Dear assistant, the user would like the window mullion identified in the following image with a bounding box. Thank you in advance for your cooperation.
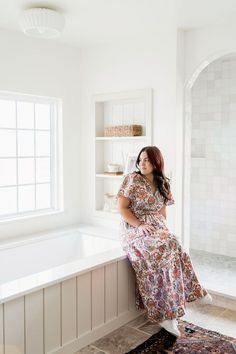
[0,94,60,221]
[15,101,19,212]
[34,103,37,210]
[50,104,54,209]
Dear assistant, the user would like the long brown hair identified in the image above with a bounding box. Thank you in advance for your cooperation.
[135,146,171,204]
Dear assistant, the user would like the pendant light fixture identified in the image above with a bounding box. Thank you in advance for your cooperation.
[19,8,65,39]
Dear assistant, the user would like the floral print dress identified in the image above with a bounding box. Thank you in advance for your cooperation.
[117,172,207,322]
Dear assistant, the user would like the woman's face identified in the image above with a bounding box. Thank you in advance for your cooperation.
[138,151,154,175]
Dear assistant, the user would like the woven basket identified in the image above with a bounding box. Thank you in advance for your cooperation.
[104,124,142,137]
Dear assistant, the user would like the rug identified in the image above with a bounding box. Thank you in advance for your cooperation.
[126,320,236,354]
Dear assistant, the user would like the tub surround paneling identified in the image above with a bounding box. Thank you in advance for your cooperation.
[25,291,44,354]
[4,297,25,354]
[0,259,140,354]
[0,229,124,304]
[62,278,77,346]
[44,284,61,352]
[105,263,118,322]
[118,259,129,314]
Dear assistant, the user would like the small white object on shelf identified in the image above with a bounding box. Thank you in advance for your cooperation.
[93,89,152,218]
[124,153,138,174]
[103,193,118,213]
[107,163,120,173]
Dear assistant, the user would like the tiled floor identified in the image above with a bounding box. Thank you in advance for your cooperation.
[74,302,236,354]
[75,250,236,354]
[190,249,236,297]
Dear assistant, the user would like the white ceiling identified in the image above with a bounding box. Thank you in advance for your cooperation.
[0,0,236,46]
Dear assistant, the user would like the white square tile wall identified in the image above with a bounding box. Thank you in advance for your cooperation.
[191,55,236,257]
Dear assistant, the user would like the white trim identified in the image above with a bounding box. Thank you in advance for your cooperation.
[0,209,64,225]
[0,127,50,131]
[0,90,61,104]
[0,182,52,188]
[92,88,152,103]
[92,88,153,221]
[95,136,147,141]
[0,91,63,222]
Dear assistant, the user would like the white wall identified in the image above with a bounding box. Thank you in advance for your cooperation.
[79,30,180,235]
[184,24,236,83]
[0,23,182,241]
[0,29,82,241]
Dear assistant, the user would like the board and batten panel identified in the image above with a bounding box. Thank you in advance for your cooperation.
[44,283,61,353]
[92,267,105,329]
[128,262,136,310]
[0,304,3,354]
[77,272,92,336]
[118,259,129,315]
[4,297,24,354]
[61,278,77,345]
[105,262,118,322]
[25,290,44,354]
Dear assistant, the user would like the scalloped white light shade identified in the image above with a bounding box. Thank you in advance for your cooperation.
[19,8,65,38]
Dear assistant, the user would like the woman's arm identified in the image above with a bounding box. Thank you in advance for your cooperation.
[117,196,142,227]
[158,205,166,219]
[118,196,156,234]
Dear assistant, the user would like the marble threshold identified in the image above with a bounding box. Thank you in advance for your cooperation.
[190,248,236,310]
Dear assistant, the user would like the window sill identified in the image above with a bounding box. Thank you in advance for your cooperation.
[0,209,64,224]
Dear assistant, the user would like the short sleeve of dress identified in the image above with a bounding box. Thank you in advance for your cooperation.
[166,191,175,206]
[117,173,135,200]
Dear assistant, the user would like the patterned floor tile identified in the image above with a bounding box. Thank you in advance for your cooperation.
[126,313,148,329]
[74,345,106,354]
[74,303,236,354]
[92,325,150,354]
[138,321,162,335]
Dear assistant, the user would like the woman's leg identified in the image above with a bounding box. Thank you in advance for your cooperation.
[127,235,187,322]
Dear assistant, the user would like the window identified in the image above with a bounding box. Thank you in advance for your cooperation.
[0,92,63,221]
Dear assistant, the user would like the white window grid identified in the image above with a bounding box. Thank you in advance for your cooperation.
[0,92,62,221]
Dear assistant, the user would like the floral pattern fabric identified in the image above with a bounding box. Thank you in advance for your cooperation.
[117,172,207,322]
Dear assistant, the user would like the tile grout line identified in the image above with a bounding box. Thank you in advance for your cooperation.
[125,324,156,336]
[125,322,148,330]
[85,325,153,354]
[90,344,111,354]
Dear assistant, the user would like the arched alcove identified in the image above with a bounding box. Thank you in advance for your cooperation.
[183,52,236,296]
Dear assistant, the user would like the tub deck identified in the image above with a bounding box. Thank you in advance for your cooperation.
[0,226,125,304]
[0,226,140,354]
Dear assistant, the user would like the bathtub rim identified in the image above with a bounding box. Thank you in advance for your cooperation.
[0,250,126,304]
[0,223,119,251]
[0,224,125,304]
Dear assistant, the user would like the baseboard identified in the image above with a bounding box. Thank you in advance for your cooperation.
[50,309,142,354]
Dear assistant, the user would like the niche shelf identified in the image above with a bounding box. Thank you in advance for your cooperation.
[92,89,153,218]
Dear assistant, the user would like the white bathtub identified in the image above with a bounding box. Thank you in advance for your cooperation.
[0,227,125,302]
[0,226,139,354]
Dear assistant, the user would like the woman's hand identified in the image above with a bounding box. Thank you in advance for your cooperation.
[137,224,156,236]
[158,205,166,219]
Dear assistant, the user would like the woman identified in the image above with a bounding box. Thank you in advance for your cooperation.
[117,146,212,337]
